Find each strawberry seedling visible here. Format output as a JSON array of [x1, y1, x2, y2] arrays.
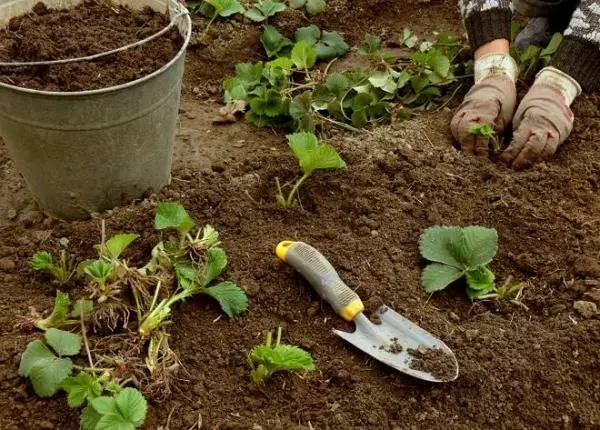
[[276, 132, 346, 207], [248, 327, 315, 383], [31, 250, 75, 284], [137, 202, 248, 336], [468, 123, 500, 153], [289, 0, 326, 14], [419, 226, 499, 300]]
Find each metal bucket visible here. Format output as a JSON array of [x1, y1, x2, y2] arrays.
[[0, 0, 192, 220]]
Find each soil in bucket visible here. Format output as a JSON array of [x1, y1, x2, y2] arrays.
[[0, 0, 183, 91]]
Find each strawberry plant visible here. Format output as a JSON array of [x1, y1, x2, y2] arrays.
[[248, 327, 315, 383], [419, 226, 499, 299], [245, 0, 286, 22], [31, 250, 75, 284], [19, 326, 148, 429], [276, 132, 346, 206], [468, 123, 500, 153], [137, 202, 248, 336]]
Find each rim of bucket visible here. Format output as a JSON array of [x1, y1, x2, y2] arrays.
[[0, 0, 192, 97]]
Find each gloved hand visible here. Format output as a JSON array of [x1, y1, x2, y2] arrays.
[[500, 67, 580, 169], [450, 74, 517, 155], [499, 83, 574, 169]]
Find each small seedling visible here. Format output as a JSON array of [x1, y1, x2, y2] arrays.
[[358, 33, 397, 64], [199, 0, 244, 40], [468, 123, 500, 153], [276, 132, 346, 207], [248, 327, 315, 383], [245, 0, 286, 22], [32, 291, 93, 331], [137, 203, 248, 336], [419, 226, 498, 299], [31, 250, 75, 284], [477, 276, 529, 310]]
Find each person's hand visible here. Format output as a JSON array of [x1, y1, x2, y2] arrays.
[[499, 83, 574, 169], [450, 74, 517, 155]]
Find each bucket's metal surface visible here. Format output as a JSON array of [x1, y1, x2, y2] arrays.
[[0, 0, 191, 220]]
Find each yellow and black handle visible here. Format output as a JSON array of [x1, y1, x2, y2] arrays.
[[276, 241, 364, 321]]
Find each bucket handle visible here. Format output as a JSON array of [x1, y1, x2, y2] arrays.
[[0, 5, 189, 67]]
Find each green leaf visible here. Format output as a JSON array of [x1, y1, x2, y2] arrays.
[[200, 225, 221, 247], [32, 251, 53, 270], [287, 132, 346, 173], [115, 388, 148, 427], [155, 202, 195, 236], [459, 226, 498, 269], [206, 0, 244, 16], [19, 340, 55, 377], [266, 57, 294, 71], [261, 25, 293, 57], [81, 404, 102, 430], [540, 33, 563, 57], [291, 40, 317, 70], [294, 25, 320, 45], [91, 396, 119, 415], [99, 233, 139, 259], [289, 0, 306, 8], [71, 299, 94, 318], [96, 414, 135, 430], [418, 226, 465, 269], [45, 328, 81, 357], [410, 75, 430, 93], [61, 373, 102, 408], [469, 123, 495, 138], [368, 71, 397, 94], [19, 341, 73, 397], [428, 52, 451, 78], [235, 63, 264, 84], [203, 247, 228, 286], [84, 260, 115, 285], [358, 33, 381, 55], [315, 31, 349, 60], [465, 266, 495, 292], [245, 0, 286, 21], [34, 290, 71, 331], [289, 91, 315, 132], [422, 263, 464, 293], [400, 27, 418, 48], [252, 344, 315, 371], [325, 73, 349, 99], [466, 283, 496, 300], [396, 70, 412, 89], [249, 88, 286, 117], [305, 0, 326, 14], [175, 262, 200, 292], [204, 281, 248, 317]]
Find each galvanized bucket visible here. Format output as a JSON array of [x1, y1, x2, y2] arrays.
[[0, 0, 192, 220]]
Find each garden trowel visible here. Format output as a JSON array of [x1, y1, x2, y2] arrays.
[[275, 241, 459, 382]]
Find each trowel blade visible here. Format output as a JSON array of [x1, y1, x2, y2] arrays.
[[332, 306, 459, 382]]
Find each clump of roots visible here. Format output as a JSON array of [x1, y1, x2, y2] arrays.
[[91, 300, 131, 334]]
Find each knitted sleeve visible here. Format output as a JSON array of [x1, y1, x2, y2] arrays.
[[459, 0, 513, 51], [550, 0, 600, 91]]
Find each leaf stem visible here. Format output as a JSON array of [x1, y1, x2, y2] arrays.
[[73, 365, 112, 373], [286, 171, 312, 207], [80, 309, 94, 369], [200, 12, 218, 41]]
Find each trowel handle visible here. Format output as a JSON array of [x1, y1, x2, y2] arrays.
[[276, 241, 364, 321]]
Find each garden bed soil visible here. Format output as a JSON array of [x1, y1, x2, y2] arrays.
[[0, 0, 600, 429], [0, 0, 182, 91]]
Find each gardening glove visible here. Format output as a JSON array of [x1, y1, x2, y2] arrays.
[[500, 66, 580, 169], [451, 53, 518, 155]]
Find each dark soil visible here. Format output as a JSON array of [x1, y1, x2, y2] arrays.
[[0, 0, 183, 91], [1, 0, 600, 429], [408, 346, 456, 381]]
